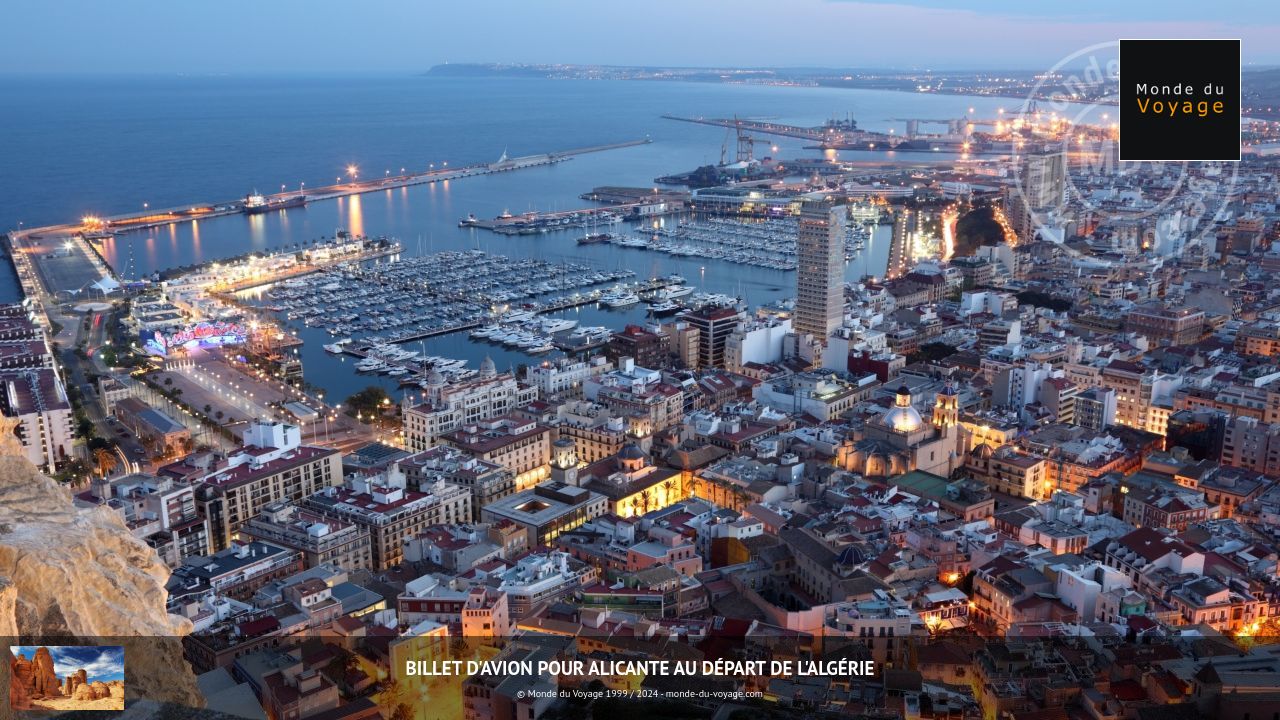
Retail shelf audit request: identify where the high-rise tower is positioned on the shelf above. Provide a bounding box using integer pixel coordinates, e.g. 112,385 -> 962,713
795,200 -> 845,341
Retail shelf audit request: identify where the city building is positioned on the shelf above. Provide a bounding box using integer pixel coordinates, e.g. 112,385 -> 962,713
481,482 -> 608,547
438,415 -> 552,492
836,384 -> 964,478
1073,387 -> 1118,430
79,473 -> 211,568
584,357 -> 684,432
679,305 -> 744,370
165,421 -> 343,552
0,367 -> 73,471
402,364 -> 538,451
1124,303 -> 1206,346
1005,150 -> 1065,241
794,200 -> 845,341
237,501 -> 373,571
523,355 -> 612,399
299,468 -> 471,569
114,396 -> 191,457
605,324 -> 670,369
399,445 -> 516,521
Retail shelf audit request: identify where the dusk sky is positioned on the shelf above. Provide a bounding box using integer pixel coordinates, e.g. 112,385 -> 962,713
3,0 -> 1278,74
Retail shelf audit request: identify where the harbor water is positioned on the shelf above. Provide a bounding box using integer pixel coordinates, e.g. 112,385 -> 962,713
0,74 -> 1089,398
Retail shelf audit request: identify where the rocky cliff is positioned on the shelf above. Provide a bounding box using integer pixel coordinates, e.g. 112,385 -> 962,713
0,416 -> 203,709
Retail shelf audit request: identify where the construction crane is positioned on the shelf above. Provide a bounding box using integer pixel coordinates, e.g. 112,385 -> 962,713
718,117 -> 755,166
735,116 -> 754,164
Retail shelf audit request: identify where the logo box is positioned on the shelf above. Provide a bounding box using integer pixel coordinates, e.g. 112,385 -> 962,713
1119,39 -> 1241,162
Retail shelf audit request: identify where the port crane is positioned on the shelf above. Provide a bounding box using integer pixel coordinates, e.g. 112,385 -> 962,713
718,116 -> 755,166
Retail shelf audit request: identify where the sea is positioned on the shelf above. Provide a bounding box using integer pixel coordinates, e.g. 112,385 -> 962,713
0,74 -> 1078,400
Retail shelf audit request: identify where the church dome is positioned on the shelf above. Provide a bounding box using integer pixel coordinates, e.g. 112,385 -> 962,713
480,355 -> 497,378
619,443 -> 647,460
427,368 -> 445,386
882,387 -> 924,433
837,546 -> 866,566
881,405 -> 923,432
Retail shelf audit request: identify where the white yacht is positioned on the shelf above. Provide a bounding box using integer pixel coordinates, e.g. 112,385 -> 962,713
539,317 -> 578,333
651,285 -> 694,301
602,292 -> 640,308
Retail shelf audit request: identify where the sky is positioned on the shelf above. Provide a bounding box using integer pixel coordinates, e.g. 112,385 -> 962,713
1,0 -> 1277,74
10,646 -> 126,684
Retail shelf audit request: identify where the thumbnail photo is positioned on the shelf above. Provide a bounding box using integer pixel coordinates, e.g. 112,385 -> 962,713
9,646 -> 125,713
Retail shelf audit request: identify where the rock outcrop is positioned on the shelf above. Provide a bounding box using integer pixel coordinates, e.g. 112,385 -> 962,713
30,646 -> 62,698
7,648 -> 31,710
65,667 -> 88,696
0,416 -> 203,708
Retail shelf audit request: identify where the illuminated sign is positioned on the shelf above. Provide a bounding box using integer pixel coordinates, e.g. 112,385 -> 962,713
143,321 -> 247,356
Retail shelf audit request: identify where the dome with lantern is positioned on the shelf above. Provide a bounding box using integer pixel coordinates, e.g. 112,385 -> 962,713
880,385 -> 924,433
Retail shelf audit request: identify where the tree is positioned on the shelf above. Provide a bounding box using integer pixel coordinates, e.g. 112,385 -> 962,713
664,479 -> 678,505
215,410 -> 224,421
203,404 -> 213,415
93,447 -> 118,478
163,377 -> 173,387
55,458 -> 93,485
344,385 -> 391,420
907,342 -> 957,365
390,704 -> 413,720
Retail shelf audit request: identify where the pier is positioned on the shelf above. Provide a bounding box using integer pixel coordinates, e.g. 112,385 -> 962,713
661,114 -> 902,150
90,138 -> 656,236
208,242 -> 403,294
464,200 -> 683,235
7,138 -> 654,300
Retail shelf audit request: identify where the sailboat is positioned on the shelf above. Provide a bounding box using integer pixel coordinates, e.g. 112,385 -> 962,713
578,214 -> 611,245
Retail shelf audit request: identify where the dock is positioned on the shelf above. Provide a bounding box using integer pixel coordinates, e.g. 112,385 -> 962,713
8,138 -> 656,301
209,241 -> 404,294
93,138 -> 656,236
661,114 -> 902,150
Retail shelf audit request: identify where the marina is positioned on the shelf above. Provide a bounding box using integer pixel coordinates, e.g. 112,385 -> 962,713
256,249 -> 639,344
599,212 -> 880,270
249,248 -> 703,368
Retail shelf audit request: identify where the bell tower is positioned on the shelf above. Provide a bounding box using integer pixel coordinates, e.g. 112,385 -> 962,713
933,382 -> 959,431
550,437 -> 579,486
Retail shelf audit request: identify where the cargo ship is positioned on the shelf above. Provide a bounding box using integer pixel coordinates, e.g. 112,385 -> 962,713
243,192 -> 307,214
577,232 -> 611,245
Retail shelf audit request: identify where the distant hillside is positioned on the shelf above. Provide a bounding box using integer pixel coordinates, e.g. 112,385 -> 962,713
426,64 -> 557,78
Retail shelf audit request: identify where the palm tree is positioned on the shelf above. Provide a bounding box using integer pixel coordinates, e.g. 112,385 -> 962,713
93,447 -> 118,478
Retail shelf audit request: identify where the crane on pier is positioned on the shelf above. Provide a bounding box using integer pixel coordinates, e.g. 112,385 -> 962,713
718,117 -> 756,166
